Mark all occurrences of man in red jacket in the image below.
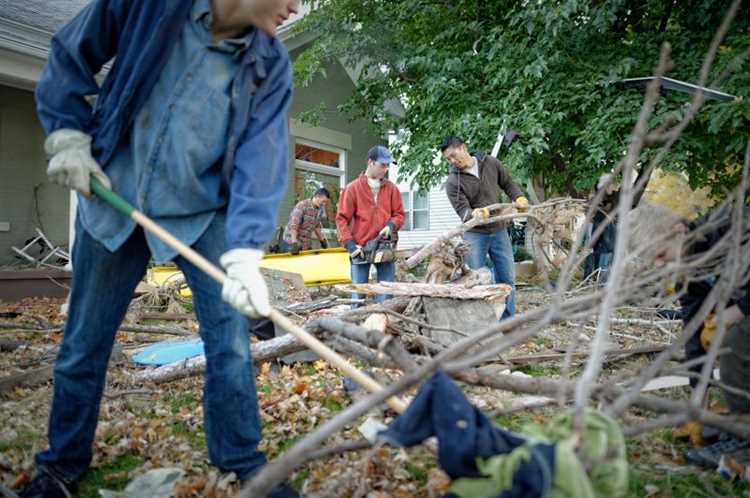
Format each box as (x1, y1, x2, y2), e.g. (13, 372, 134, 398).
(336, 145, 404, 305)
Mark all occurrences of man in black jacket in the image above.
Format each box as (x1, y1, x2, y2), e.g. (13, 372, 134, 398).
(441, 137, 529, 319)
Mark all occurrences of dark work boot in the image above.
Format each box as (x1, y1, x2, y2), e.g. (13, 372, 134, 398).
(17, 469, 77, 498)
(238, 480, 299, 498)
(267, 481, 300, 498)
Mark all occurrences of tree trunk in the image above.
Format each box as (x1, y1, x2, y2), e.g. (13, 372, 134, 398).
(132, 332, 307, 384)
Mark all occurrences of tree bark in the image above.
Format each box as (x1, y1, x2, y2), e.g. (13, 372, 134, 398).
(0, 365, 54, 394)
(335, 282, 511, 301)
(132, 332, 307, 384)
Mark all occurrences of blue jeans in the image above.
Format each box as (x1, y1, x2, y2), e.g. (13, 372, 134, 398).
(36, 215, 266, 482)
(350, 258, 395, 307)
(464, 228, 516, 319)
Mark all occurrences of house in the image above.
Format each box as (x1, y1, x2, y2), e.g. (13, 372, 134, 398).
(389, 162, 461, 251)
(0, 1, 384, 266)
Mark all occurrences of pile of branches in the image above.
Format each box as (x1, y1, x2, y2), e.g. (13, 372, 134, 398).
(238, 3, 750, 495)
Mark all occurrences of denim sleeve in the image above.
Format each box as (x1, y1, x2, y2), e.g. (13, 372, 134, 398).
(226, 56, 293, 249)
(35, 0, 128, 134)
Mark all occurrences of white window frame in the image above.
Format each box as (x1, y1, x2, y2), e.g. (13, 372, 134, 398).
(294, 138, 347, 190)
(401, 191, 430, 231)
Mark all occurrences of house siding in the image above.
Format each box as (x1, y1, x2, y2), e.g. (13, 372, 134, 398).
(0, 26, 383, 263)
(390, 162, 460, 251)
(0, 84, 69, 265)
(283, 48, 382, 244)
(398, 187, 460, 250)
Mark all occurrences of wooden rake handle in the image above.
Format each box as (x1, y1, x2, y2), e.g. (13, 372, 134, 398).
(90, 178, 407, 413)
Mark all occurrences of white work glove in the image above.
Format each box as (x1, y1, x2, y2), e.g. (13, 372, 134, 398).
(220, 248, 271, 318)
(378, 224, 392, 238)
(44, 129, 112, 196)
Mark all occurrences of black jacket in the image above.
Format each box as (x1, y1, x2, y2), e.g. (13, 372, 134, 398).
(445, 152, 523, 233)
(681, 206, 750, 320)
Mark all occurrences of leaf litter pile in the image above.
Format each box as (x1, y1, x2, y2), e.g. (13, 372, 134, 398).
(0, 291, 748, 497)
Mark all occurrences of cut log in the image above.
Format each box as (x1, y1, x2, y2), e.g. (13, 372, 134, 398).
(119, 324, 193, 336)
(335, 282, 511, 301)
(132, 332, 307, 384)
(421, 298, 503, 347)
(0, 338, 22, 352)
(0, 365, 54, 394)
(362, 314, 389, 334)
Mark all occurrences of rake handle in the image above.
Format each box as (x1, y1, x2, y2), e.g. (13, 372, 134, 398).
(90, 178, 407, 413)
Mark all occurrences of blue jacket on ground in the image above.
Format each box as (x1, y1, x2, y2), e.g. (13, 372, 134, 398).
(378, 370, 555, 498)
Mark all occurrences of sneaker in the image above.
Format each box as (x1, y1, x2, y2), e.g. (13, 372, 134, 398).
(685, 434, 750, 468)
(18, 470, 76, 498)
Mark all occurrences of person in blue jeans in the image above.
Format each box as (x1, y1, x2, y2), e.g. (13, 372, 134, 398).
(336, 146, 405, 307)
(350, 254, 397, 304)
(21, 2, 300, 498)
(441, 137, 529, 319)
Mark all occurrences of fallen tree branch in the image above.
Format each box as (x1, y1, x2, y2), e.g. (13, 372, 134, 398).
(302, 439, 372, 464)
(404, 204, 548, 269)
(132, 332, 308, 383)
(0, 338, 23, 352)
(137, 312, 196, 321)
(311, 316, 418, 372)
(0, 365, 54, 394)
(0, 320, 61, 334)
(118, 323, 194, 336)
(504, 343, 667, 365)
(335, 282, 511, 301)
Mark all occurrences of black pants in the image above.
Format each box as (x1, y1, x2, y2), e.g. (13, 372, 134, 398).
(720, 316, 750, 414)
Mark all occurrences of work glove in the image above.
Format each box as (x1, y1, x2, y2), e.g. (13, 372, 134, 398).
(289, 242, 301, 255)
(220, 248, 271, 319)
(674, 420, 705, 447)
(346, 241, 363, 259)
(378, 224, 392, 238)
(515, 196, 530, 213)
(319, 239, 329, 249)
(44, 129, 112, 197)
(700, 313, 717, 351)
(472, 207, 491, 220)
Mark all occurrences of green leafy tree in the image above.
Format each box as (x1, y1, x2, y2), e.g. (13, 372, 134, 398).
(294, 0, 749, 198)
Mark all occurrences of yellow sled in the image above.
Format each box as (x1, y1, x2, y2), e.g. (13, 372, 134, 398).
(146, 247, 351, 298)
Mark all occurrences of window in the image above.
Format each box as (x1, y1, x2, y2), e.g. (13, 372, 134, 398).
(294, 140, 346, 223)
(400, 191, 429, 231)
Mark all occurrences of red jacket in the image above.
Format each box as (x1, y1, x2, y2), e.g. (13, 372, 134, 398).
(336, 174, 405, 248)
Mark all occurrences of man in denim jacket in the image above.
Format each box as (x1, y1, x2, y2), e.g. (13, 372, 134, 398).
(21, 1, 299, 497)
